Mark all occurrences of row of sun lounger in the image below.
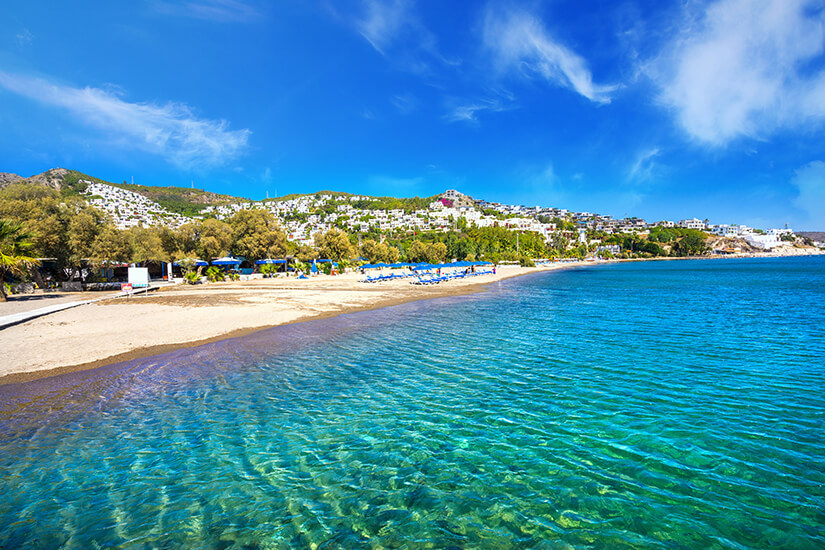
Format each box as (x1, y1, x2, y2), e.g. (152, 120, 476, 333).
(409, 269, 495, 285)
(361, 272, 416, 283)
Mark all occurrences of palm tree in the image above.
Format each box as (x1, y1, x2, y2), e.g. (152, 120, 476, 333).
(0, 220, 39, 302)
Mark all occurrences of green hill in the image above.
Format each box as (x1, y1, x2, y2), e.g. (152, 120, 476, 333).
(2, 167, 443, 216)
(2, 168, 242, 216)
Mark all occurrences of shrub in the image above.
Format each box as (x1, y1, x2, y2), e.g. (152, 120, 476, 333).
(184, 271, 201, 285)
(206, 266, 225, 282)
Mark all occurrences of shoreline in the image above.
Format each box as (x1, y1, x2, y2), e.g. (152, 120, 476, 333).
(1, 263, 578, 386)
(4, 251, 822, 387)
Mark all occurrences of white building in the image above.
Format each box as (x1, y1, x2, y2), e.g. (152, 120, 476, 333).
(678, 218, 706, 230)
(745, 233, 780, 249)
(709, 224, 740, 238)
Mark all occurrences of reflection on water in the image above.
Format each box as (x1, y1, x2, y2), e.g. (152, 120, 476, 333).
(1, 258, 824, 548)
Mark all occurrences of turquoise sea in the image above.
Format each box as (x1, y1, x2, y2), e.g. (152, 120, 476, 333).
(1, 257, 824, 549)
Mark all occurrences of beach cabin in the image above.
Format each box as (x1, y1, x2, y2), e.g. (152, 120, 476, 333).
(138, 260, 174, 281)
(98, 261, 131, 282)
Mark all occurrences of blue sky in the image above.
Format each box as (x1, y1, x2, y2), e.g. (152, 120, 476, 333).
(1, 0, 825, 229)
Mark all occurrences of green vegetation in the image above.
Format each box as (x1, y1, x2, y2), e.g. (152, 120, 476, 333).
(0, 220, 39, 301)
(265, 191, 438, 214)
(0, 174, 724, 287)
(315, 229, 355, 261)
(111, 183, 240, 216)
(606, 227, 709, 257)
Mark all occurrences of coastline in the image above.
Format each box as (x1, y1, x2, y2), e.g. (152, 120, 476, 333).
(4, 250, 822, 386)
(1, 263, 580, 385)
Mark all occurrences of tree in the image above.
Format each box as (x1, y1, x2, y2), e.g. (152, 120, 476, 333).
(315, 229, 355, 261)
(199, 218, 232, 260)
(369, 241, 387, 262)
(126, 226, 167, 265)
(294, 244, 317, 262)
(67, 207, 106, 279)
(0, 220, 39, 302)
(386, 246, 400, 263)
(228, 209, 287, 261)
(92, 225, 132, 265)
(0, 184, 73, 279)
(360, 239, 378, 261)
(406, 240, 427, 262)
(425, 242, 448, 264)
(175, 222, 203, 258)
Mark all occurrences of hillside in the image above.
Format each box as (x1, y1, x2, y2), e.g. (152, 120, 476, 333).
(0, 172, 23, 186)
(109, 183, 240, 216)
(797, 231, 825, 242)
(265, 190, 441, 213)
(2, 168, 452, 217)
(0, 168, 242, 216)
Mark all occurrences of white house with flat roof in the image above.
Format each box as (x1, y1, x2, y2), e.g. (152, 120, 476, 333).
(678, 218, 706, 230)
(745, 233, 780, 249)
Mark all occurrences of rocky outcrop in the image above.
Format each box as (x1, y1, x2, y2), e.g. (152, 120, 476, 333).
(0, 172, 24, 188)
(24, 168, 71, 191)
(0, 168, 70, 191)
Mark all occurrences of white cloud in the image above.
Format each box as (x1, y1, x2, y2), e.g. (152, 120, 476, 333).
(654, 0, 825, 144)
(482, 8, 617, 104)
(391, 93, 417, 114)
(357, 0, 408, 55)
(16, 29, 33, 47)
(443, 98, 509, 124)
(353, 0, 455, 75)
(150, 0, 261, 23)
(791, 161, 825, 228)
(628, 147, 661, 181)
(0, 70, 250, 170)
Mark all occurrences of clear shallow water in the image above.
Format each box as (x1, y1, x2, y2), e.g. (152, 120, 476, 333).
(1, 257, 824, 549)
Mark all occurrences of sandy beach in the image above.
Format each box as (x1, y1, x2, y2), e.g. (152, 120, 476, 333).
(1, 263, 583, 384)
(4, 248, 822, 385)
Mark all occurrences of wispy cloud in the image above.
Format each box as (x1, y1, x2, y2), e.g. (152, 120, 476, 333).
(0, 70, 250, 170)
(357, 0, 409, 56)
(628, 147, 661, 182)
(482, 8, 618, 104)
(16, 29, 33, 48)
(352, 0, 455, 75)
(443, 97, 510, 124)
(652, 0, 825, 145)
(149, 0, 261, 23)
(791, 161, 825, 228)
(391, 93, 417, 114)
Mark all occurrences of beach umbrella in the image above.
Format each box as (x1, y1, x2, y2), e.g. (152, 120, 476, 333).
(173, 258, 208, 267)
(212, 256, 241, 266)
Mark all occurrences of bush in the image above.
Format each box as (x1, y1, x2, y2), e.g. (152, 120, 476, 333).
(519, 256, 536, 267)
(184, 271, 201, 285)
(206, 266, 225, 282)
